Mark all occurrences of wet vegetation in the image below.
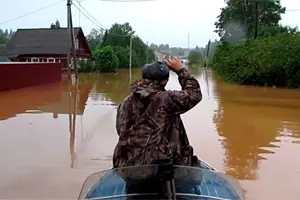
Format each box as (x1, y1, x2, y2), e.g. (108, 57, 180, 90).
(210, 0, 300, 88)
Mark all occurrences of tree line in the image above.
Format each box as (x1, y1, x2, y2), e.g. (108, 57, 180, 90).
(149, 42, 218, 67)
(210, 0, 300, 88)
(80, 22, 156, 73)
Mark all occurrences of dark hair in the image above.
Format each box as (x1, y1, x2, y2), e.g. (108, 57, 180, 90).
(142, 61, 170, 82)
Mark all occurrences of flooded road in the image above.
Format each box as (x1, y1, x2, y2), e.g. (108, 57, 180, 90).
(0, 68, 300, 199)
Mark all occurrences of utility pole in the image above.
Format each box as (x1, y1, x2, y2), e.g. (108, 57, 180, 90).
(67, 0, 78, 81)
(67, 0, 71, 80)
(146, 41, 149, 63)
(129, 35, 133, 83)
(205, 40, 211, 68)
(254, 0, 258, 39)
(129, 35, 133, 70)
(67, 0, 78, 169)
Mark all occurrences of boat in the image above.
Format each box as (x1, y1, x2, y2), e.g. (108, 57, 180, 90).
(78, 158, 245, 200)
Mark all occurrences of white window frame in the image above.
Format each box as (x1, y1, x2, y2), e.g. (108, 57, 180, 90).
(31, 57, 39, 62)
(75, 39, 79, 49)
(47, 57, 56, 63)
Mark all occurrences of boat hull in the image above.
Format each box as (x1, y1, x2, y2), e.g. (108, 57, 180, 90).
(78, 159, 245, 200)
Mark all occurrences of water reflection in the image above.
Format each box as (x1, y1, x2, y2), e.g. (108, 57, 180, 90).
(210, 71, 300, 180)
(0, 77, 92, 121)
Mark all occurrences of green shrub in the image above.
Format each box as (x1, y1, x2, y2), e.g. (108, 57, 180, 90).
(211, 32, 300, 88)
(78, 60, 95, 72)
(94, 45, 119, 73)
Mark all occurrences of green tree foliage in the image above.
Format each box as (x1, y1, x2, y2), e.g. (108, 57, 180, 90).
(78, 60, 95, 72)
(87, 28, 103, 51)
(211, 1, 300, 88)
(85, 22, 155, 72)
(211, 32, 300, 88)
(50, 20, 61, 29)
(188, 50, 203, 65)
(258, 25, 298, 38)
(94, 45, 119, 73)
(215, 0, 285, 42)
(0, 28, 15, 51)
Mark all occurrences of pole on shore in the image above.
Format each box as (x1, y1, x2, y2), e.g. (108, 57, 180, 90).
(67, 0, 71, 80)
(67, 0, 78, 169)
(129, 34, 133, 83)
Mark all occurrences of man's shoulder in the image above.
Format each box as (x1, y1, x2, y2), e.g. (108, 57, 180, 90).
(119, 94, 133, 107)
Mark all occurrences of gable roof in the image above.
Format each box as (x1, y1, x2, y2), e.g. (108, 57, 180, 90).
(4, 27, 87, 57)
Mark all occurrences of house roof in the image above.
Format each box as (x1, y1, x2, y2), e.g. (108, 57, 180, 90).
(4, 27, 83, 57)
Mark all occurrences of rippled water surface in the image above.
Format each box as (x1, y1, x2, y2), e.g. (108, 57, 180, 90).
(0, 69, 300, 199)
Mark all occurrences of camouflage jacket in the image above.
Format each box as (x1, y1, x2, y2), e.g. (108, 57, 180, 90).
(113, 68, 202, 168)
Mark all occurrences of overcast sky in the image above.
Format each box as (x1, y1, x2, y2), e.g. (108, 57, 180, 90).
(1, 0, 300, 48)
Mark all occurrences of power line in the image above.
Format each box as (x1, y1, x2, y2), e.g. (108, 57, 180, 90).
(72, 2, 105, 31)
(73, 2, 134, 38)
(74, 0, 105, 29)
(73, 0, 151, 48)
(0, 0, 65, 25)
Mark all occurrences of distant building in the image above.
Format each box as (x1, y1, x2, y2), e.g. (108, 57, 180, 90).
(1, 27, 93, 69)
(153, 49, 170, 61)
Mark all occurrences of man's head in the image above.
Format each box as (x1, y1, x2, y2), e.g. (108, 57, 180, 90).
(142, 61, 170, 87)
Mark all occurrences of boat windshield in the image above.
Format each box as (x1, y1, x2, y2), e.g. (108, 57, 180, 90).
(78, 165, 244, 200)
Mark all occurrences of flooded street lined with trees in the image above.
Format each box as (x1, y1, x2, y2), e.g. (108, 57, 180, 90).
(1, 0, 300, 199)
(0, 69, 300, 199)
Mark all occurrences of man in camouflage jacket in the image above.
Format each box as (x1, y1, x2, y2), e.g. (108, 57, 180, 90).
(113, 58, 202, 168)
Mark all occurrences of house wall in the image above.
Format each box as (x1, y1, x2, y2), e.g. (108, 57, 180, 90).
(76, 30, 92, 57)
(0, 62, 63, 92)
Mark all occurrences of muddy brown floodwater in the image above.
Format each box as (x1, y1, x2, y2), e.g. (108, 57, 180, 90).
(0, 68, 300, 199)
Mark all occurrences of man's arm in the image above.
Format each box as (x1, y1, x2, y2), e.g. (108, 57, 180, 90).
(168, 68, 202, 115)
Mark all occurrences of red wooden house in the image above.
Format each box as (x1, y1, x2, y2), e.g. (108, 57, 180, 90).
(3, 27, 93, 69)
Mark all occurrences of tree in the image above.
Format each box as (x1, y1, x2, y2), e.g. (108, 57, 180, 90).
(55, 20, 60, 29)
(50, 20, 61, 29)
(87, 28, 103, 51)
(211, 31, 300, 88)
(113, 45, 130, 67)
(215, 0, 286, 41)
(188, 50, 203, 66)
(94, 45, 119, 73)
(100, 22, 152, 67)
(150, 43, 158, 50)
(0, 29, 9, 50)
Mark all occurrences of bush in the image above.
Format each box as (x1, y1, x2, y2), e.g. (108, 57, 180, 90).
(94, 45, 119, 73)
(211, 32, 300, 88)
(78, 60, 95, 72)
